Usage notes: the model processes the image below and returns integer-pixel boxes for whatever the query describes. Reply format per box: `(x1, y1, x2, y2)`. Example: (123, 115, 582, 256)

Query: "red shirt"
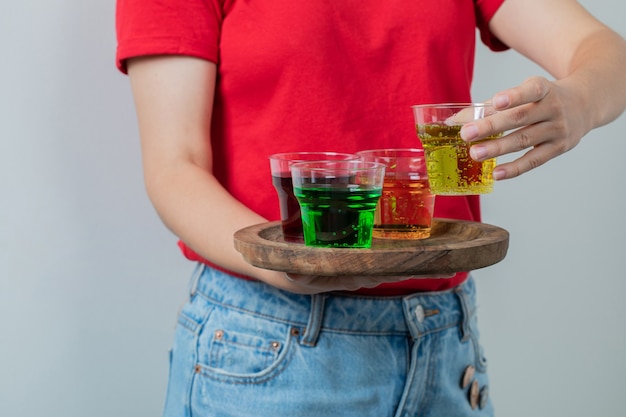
(116, 0, 508, 294)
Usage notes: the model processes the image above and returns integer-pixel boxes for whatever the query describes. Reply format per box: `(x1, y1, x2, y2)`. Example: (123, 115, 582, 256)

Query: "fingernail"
(492, 169, 505, 180)
(461, 124, 478, 141)
(470, 146, 487, 161)
(493, 94, 509, 109)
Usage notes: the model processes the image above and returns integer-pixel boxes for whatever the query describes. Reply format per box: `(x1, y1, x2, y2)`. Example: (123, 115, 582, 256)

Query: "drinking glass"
(269, 152, 360, 242)
(290, 160, 385, 248)
(412, 103, 502, 195)
(357, 148, 435, 239)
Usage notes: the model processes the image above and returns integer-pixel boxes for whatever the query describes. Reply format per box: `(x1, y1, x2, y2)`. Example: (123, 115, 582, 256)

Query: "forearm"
(127, 55, 296, 289)
(144, 157, 281, 282)
(491, 0, 626, 131)
(562, 28, 626, 129)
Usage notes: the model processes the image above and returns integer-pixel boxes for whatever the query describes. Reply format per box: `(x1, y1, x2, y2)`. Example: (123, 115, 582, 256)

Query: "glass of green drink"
(290, 160, 386, 248)
(412, 103, 501, 195)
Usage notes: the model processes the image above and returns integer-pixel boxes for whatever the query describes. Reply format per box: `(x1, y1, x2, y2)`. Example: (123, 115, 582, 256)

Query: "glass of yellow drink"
(412, 103, 501, 195)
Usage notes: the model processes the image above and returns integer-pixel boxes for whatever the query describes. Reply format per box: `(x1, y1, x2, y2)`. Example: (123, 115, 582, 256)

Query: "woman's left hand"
(459, 75, 589, 181)
(471, 0, 626, 181)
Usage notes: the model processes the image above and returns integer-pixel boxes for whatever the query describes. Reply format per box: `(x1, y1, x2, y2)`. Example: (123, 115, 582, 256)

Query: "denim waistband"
(193, 265, 476, 343)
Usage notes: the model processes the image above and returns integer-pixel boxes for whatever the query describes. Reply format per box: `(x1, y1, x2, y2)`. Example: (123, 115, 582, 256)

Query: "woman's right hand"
(274, 272, 454, 294)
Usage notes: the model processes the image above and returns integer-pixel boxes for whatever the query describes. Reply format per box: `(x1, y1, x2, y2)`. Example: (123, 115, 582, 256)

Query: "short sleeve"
(115, 0, 223, 73)
(475, 0, 509, 51)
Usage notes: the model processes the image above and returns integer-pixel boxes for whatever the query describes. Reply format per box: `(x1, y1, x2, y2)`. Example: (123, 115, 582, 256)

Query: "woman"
(116, 0, 626, 415)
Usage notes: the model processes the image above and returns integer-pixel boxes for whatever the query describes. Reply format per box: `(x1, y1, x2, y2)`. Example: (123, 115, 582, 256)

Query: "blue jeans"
(163, 265, 493, 416)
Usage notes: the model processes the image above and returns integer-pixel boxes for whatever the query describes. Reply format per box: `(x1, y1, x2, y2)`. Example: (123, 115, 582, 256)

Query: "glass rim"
(356, 148, 424, 155)
(410, 102, 493, 109)
(268, 151, 360, 161)
(289, 160, 386, 171)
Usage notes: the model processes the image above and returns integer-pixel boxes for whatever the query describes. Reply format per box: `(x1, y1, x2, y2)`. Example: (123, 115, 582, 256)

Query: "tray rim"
(233, 218, 509, 276)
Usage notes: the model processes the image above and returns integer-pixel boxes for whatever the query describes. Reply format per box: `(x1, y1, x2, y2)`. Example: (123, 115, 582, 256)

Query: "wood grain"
(233, 218, 509, 277)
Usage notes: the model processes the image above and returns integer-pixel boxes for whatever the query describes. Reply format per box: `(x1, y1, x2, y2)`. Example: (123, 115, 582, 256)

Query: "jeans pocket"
(194, 304, 296, 384)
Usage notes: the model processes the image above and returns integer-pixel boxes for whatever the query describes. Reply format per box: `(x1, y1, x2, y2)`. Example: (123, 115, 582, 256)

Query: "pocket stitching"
(194, 328, 298, 385)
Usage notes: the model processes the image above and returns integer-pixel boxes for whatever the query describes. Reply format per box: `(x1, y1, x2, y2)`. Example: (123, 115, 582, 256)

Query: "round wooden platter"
(233, 218, 509, 277)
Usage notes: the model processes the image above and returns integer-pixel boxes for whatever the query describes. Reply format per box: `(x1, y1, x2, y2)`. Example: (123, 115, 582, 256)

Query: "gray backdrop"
(2, 1, 625, 416)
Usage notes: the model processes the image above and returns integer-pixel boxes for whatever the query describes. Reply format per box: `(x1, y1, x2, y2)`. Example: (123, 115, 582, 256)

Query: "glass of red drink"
(269, 152, 361, 242)
(357, 148, 435, 239)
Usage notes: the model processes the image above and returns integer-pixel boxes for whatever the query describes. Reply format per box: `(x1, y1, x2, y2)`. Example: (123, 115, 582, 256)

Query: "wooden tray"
(233, 219, 509, 277)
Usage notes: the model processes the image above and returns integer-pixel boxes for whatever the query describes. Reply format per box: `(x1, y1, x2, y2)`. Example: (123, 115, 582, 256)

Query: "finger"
(491, 76, 552, 111)
(461, 77, 553, 142)
(469, 123, 539, 161)
(287, 274, 368, 292)
(461, 103, 544, 143)
(425, 274, 456, 279)
(491, 139, 566, 180)
(285, 273, 456, 293)
(468, 113, 574, 162)
(492, 144, 551, 180)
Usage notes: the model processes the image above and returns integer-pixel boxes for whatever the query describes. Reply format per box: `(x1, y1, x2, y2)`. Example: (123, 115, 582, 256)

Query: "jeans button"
(414, 304, 425, 323)
(461, 365, 475, 389)
(479, 385, 489, 409)
(468, 380, 479, 410)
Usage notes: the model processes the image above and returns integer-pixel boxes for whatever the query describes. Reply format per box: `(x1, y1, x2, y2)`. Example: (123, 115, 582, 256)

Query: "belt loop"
(188, 262, 204, 297)
(454, 284, 471, 342)
(301, 294, 326, 347)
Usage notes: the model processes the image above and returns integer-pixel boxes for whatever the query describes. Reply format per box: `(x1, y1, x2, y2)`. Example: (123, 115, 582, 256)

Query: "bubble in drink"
(374, 176, 434, 239)
(416, 124, 501, 195)
(294, 184, 381, 248)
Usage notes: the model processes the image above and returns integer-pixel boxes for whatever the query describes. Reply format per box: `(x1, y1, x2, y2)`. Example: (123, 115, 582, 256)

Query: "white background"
(2, 1, 625, 416)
